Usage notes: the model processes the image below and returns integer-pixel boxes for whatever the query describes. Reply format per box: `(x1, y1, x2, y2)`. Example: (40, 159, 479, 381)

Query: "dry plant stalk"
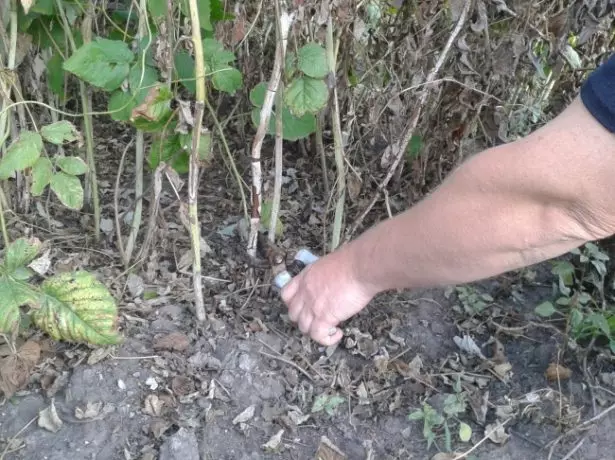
(346, 0, 472, 241)
(247, 10, 295, 258)
(326, 12, 345, 251)
(187, 0, 207, 321)
(268, 0, 288, 243)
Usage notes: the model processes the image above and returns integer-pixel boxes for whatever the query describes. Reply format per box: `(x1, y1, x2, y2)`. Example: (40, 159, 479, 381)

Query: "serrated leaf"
(31, 157, 53, 196)
(588, 313, 610, 336)
(4, 237, 42, 274)
(251, 107, 316, 141)
(31, 271, 121, 345)
(108, 90, 137, 122)
(50, 172, 83, 210)
(459, 422, 472, 442)
(56, 157, 88, 176)
(148, 133, 190, 173)
(0, 277, 38, 334)
(179, 0, 212, 31)
(46, 52, 65, 97)
(284, 77, 328, 118)
(41, 120, 80, 145)
(0, 131, 43, 180)
(128, 63, 160, 104)
(297, 42, 328, 78)
(535, 301, 556, 317)
(311, 394, 345, 416)
(249, 82, 267, 107)
(147, 0, 167, 21)
(63, 38, 134, 91)
(174, 51, 196, 94)
(130, 84, 173, 131)
(179, 130, 212, 162)
(212, 67, 242, 94)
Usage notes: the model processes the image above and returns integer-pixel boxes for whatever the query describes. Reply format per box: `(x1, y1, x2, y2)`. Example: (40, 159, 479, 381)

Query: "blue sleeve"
(580, 54, 615, 133)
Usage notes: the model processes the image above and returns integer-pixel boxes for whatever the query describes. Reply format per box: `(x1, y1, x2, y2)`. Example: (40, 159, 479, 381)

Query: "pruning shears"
(257, 234, 319, 290)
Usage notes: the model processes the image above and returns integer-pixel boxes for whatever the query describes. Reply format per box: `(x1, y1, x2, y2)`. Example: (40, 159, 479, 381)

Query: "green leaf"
(128, 63, 160, 104)
(212, 67, 243, 94)
(46, 52, 65, 97)
(50, 172, 84, 210)
(41, 120, 80, 145)
(174, 51, 196, 94)
(179, 0, 212, 31)
(311, 394, 345, 416)
(56, 157, 88, 176)
(408, 410, 424, 421)
(148, 133, 190, 173)
(130, 84, 174, 132)
(284, 76, 329, 118)
(179, 131, 212, 163)
(406, 134, 423, 160)
(0, 131, 43, 180)
(203, 39, 242, 94)
(250, 82, 317, 140)
(0, 276, 39, 334)
(588, 313, 610, 336)
(535, 301, 557, 317)
(29, 0, 55, 15)
(250, 82, 267, 107)
(31, 158, 53, 196)
(459, 422, 472, 442)
(31, 271, 121, 345)
(4, 237, 42, 274)
(251, 107, 316, 141)
(108, 90, 137, 122)
(297, 42, 328, 78)
(63, 38, 134, 91)
(260, 199, 283, 236)
(147, 0, 167, 21)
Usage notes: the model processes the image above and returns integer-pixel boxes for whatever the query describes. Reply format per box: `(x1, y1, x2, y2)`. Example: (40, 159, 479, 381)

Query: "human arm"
(282, 67, 615, 346)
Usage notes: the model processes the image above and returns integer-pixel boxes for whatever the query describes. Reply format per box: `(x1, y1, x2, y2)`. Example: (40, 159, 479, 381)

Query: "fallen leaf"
(150, 418, 172, 439)
(38, 399, 63, 432)
(493, 362, 513, 379)
(454, 335, 486, 359)
(485, 422, 509, 444)
(87, 347, 111, 365)
(143, 394, 164, 417)
(0, 340, 41, 399)
(75, 401, 103, 419)
(314, 435, 347, 460)
(262, 429, 284, 452)
(153, 332, 190, 352)
(28, 249, 51, 275)
(233, 405, 256, 425)
(545, 363, 572, 381)
(171, 376, 194, 396)
(459, 421, 472, 442)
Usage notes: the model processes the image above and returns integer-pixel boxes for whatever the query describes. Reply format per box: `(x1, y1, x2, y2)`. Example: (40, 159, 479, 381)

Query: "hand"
(280, 247, 375, 346)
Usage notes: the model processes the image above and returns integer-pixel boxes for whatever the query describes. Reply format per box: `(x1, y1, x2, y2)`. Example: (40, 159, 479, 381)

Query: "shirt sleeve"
(580, 53, 615, 133)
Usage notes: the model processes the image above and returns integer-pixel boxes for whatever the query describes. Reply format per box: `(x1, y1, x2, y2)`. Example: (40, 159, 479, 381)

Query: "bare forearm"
(345, 101, 615, 295)
(348, 149, 585, 294)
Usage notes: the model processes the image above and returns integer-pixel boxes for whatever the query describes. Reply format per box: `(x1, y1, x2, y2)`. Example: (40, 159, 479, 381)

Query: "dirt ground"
(2, 119, 615, 460)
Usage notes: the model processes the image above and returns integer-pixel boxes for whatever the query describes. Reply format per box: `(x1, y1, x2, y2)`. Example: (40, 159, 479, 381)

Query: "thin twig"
(258, 350, 314, 382)
(114, 139, 133, 266)
(452, 418, 512, 460)
(346, 0, 472, 240)
(0, 415, 37, 460)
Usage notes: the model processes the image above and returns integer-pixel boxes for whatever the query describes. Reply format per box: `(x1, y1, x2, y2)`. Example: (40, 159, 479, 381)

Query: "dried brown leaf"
(143, 394, 164, 417)
(314, 435, 347, 460)
(545, 363, 572, 381)
(0, 340, 41, 398)
(38, 399, 63, 432)
(153, 332, 190, 352)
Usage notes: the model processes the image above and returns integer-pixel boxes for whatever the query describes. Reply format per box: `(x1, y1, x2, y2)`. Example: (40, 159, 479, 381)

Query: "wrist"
(338, 238, 383, 298)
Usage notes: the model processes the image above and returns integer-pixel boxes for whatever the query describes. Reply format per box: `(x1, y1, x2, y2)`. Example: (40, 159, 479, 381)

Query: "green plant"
(0, 237, 120, 346)
(454, 285, 494, 316)
(534, 243, 615, 353)
(408, 379, 472, 452)
(0, 121, 88, 210)
(249, 41, 329, 141)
